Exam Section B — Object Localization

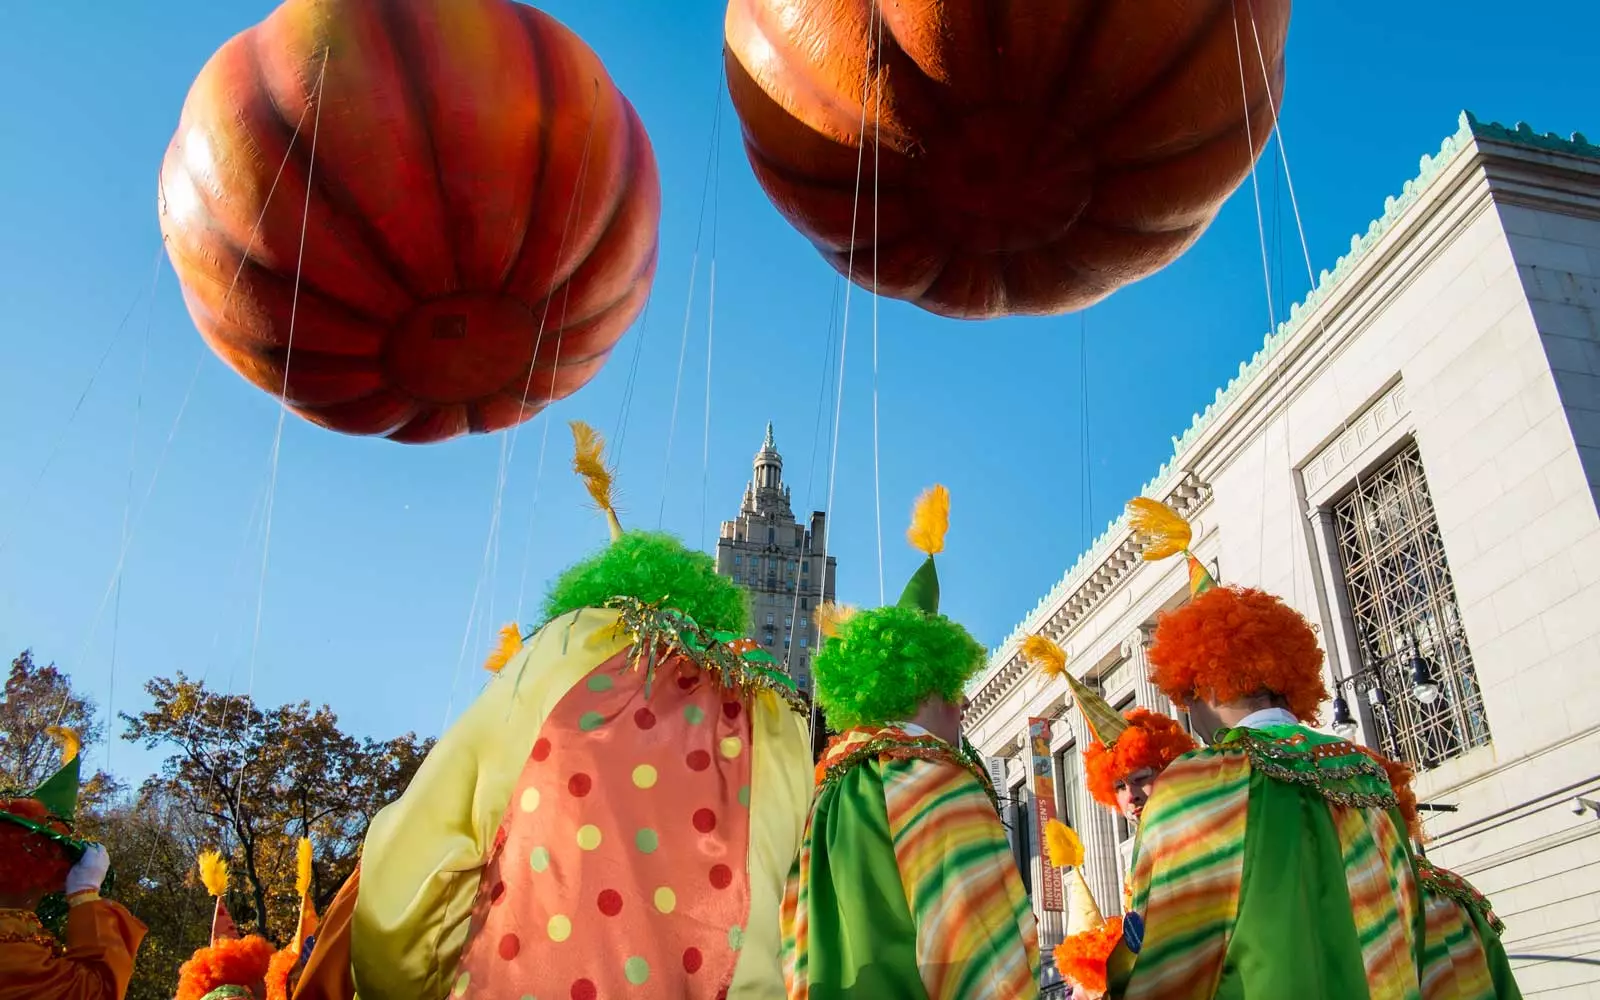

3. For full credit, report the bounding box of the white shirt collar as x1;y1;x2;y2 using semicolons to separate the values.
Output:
1236;706;1299;730
896;721;932;738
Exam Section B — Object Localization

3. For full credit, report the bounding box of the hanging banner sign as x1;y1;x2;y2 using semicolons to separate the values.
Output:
1028;716;1063;912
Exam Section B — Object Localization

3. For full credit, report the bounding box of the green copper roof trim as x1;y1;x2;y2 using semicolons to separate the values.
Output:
970;111;1596;695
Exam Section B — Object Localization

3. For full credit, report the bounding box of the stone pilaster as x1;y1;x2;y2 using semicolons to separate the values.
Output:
1122;625;1170;714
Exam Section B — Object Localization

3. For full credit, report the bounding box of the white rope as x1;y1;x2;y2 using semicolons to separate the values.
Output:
700;103;722;551
239;54;329;758
69;70;321;683
701;256;717;551
659;67;726;529
0;244;166;563
1229;0;1283;581
869;3;885;607
230;54;330;813
104;253;160;768
439;88;603;727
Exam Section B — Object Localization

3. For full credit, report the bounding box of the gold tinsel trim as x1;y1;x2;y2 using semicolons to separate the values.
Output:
602;596;809;718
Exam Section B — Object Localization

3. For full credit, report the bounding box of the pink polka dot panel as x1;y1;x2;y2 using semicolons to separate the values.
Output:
453;646;757;997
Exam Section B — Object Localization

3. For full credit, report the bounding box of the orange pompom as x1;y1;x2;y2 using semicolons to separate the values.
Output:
1148;586;1328;723
175;935;275;1000
0;797;74;896
1053;914;1125;996
1082;709;1197;810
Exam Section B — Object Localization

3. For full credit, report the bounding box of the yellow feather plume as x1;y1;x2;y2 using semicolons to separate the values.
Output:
1020;635;1068;678
296;838;313;899
906;484;950;556
198;849;229;897
814;602;858;639
483;623;524;674
570;421;614;513
1126;497;1192;561
45;725;80;764
1045;819;1084;869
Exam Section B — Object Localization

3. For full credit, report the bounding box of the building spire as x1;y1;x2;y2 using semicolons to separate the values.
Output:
764;421;775;450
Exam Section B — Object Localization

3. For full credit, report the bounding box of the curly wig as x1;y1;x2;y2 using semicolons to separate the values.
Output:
176;934;275;1000
813;604;987;731
1148;586;1328;723
540;531;750;634
1053;914;1125;998
1082;709;1197;810
0;797;74;897
264;945;303;1000
1352;744;1422;842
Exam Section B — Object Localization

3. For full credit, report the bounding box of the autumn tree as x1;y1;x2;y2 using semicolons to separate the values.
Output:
123;673;432;941
0;650;120;805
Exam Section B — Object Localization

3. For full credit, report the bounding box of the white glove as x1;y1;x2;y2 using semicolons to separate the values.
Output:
65;843;111;895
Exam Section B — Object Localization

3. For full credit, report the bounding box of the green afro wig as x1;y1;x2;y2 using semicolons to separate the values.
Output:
812;603;987;730
540;531;750;635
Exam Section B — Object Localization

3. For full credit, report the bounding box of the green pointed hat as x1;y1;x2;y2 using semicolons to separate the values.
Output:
896;486;948;613
0;727;86;857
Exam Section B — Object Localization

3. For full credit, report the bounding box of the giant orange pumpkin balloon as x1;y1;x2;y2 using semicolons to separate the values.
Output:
725;0;1289;320
160;0;660;443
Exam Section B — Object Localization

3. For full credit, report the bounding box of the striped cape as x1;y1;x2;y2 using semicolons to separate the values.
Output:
1416;859;1521;1000
782;726;1040;999
1119;724;1424;1000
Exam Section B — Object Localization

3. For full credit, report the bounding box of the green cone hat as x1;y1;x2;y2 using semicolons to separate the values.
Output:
32;754;81;823
898;486;949;614
897;555;940;613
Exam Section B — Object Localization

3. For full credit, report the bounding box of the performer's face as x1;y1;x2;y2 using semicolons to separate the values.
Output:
1115;767;1158;821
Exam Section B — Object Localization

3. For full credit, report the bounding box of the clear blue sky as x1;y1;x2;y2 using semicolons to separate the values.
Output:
2;1;1596;784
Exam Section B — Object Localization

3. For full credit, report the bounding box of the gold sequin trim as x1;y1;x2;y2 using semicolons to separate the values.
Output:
0;908;63;957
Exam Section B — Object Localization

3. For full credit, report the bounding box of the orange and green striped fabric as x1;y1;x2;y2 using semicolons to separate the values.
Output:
782;727;1038;999
1120;724;1426;1000
1416;860;1520;999
1121;749;1251;1000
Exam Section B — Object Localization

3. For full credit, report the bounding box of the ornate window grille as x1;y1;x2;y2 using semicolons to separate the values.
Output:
1332;442;1491;770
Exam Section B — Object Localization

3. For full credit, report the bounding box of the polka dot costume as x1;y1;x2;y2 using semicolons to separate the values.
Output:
455;648;754;998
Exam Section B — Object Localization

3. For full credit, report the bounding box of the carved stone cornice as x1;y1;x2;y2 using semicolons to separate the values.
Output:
967;474;1212;719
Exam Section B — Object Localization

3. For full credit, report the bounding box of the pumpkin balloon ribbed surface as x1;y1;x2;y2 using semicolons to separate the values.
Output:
160;0;660;443
724;0;1290;320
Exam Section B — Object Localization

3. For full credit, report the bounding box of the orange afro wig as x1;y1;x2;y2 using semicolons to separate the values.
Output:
1148;586;1328;723
0;797;74;897
1083;709;1197;810
176;934;275;1000
264;945;303;1000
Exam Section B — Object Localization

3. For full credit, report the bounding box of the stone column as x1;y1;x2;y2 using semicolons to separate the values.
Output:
1306;507;1374;744
1065;707;1122;916
1122;625;1170;715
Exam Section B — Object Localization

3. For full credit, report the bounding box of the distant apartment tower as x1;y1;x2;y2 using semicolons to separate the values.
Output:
715;424;837;695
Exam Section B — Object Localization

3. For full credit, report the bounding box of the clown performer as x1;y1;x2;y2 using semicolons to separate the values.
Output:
1019;635;1196;906
174;851;277;1000
343;421;813;1000
781;486;1040;1000
0;728;145;1000
1111;499;1425;999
